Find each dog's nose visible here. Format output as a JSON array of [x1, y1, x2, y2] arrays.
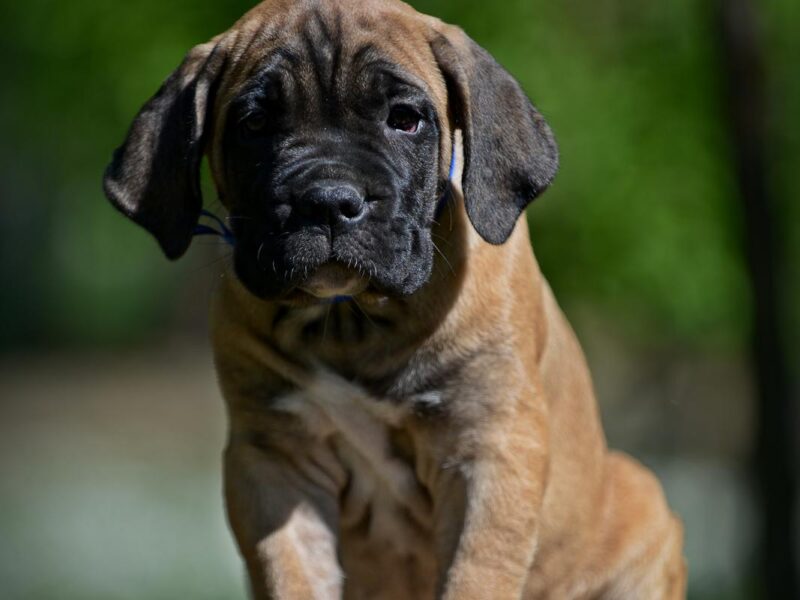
[[297, 184, 366, 226]]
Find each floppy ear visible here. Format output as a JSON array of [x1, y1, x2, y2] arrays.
[[103, 41, 226, 259], [431, 27, 558, 244]]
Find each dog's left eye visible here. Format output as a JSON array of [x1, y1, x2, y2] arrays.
[[387, 105, 421, 134]]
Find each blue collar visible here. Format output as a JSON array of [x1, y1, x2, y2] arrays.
[[435, 143, 458, 218], [194, 145, 457, 247], [192, 208, 235, 245]]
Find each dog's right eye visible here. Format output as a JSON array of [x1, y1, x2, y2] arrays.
[[240, 111, 268, 136]]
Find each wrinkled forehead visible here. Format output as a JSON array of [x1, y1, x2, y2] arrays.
[[212, 0, 448, 126]]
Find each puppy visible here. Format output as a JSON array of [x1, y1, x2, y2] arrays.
[[104, 0, 686, 598]]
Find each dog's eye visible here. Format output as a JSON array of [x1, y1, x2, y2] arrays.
[[241, 111, 268, 135], [387, 105, 421, 134]]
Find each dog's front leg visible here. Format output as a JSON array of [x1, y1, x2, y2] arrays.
[[224, 440, 344, 600], [435, 384, 549, 600]]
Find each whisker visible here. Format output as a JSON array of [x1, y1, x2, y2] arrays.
[[447, 199, 454, 231], [257, 242, 266, 271], [350, 296, 379, 331], [191, 251, 234, 273], [193, 239, 234, 247], [322, 303, 333, 343], [432, 241, 455, 275], [431, 233, 453, 246]]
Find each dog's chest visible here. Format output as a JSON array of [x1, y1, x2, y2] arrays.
[[273, 381, 437, 558]]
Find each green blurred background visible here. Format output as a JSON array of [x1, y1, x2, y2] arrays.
[[0, 0, 797, 598]]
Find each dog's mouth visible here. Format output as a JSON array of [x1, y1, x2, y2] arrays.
[[232, 217, 433, 301], [297, 262, 369, 299]]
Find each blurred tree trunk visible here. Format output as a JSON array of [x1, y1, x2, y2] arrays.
[[716, 0, 798, 596]]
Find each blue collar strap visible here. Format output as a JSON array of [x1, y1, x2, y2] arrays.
[[193, 209, 235, 246], [447, 142, 458, 181], [435, 143, 458, 218], [193, 145, 457, 247]]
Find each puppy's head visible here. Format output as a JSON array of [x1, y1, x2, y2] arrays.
[[103, 0, 558, 301]]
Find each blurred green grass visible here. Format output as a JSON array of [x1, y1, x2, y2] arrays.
[[0, 347, 245, 600], [0, 0, 797, 351]]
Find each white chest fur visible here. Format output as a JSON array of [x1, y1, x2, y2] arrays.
[[272, 370, 435, 549]]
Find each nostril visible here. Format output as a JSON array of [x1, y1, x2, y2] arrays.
[[300, 184, 366, 224], [339, 195, 364, 220]]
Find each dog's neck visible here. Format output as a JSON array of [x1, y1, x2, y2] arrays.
[[212, 189, 546, 398]]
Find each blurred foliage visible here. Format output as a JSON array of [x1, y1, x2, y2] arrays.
[[0, 0, 797, 352]]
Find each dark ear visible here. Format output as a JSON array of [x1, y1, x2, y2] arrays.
[[431, 27, 558, 244], [103, 41, 226, 259]]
